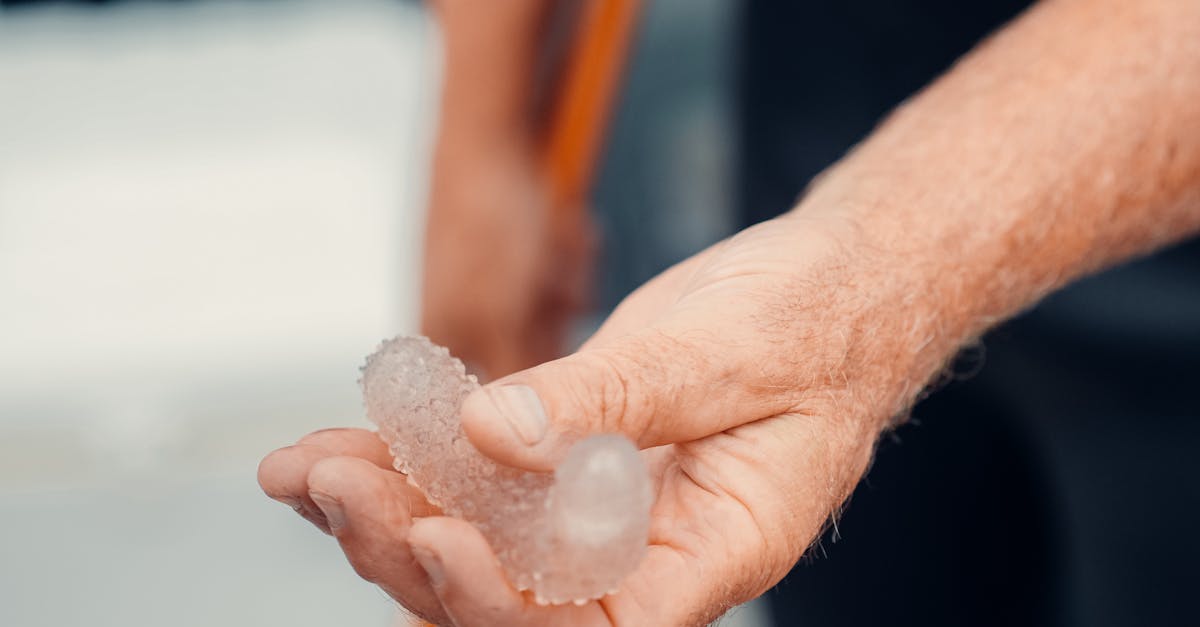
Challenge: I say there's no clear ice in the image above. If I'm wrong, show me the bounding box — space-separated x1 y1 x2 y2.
361 336 654 605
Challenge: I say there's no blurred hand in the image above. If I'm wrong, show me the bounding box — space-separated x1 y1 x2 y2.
421 141 594 379
260 208 954 625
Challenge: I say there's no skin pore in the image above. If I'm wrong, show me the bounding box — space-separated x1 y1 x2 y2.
258 0 1200 625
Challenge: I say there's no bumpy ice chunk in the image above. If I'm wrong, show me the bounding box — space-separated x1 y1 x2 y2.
360 336 653 604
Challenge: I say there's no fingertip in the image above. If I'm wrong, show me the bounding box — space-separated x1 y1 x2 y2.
407 516 518 611
256 450 304 516
256 446 294 498
307 457 372 533
409 517 609 625
258 444 326 502
406 518 453 590
406 516 490 590
259 445 343 533
407 516 470 554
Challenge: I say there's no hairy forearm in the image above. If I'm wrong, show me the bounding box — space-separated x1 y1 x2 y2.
801 0 1200 391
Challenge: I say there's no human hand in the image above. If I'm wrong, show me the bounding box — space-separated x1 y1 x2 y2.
421 141 594 380
260 206 960 625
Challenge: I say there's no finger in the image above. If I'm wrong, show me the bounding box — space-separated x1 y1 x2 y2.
601 545 716 626
296 427 397 469
407 517 609 627
460 319 791 471
259 444 339 532
307 456 447 624
257 428 399 532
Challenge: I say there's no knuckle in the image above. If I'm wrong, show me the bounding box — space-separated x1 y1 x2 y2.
579 333 685 442
566 349 635 437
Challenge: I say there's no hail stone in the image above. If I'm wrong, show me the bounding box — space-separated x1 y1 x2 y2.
360 336 653 605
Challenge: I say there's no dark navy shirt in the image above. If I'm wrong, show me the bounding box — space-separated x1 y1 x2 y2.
739 2 1200 626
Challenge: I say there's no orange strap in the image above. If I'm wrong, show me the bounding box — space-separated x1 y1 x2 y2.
542 0 644 226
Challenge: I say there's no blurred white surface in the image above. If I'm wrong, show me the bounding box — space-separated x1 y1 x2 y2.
0 1 434 625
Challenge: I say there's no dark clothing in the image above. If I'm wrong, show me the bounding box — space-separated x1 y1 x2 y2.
739 2 1200 626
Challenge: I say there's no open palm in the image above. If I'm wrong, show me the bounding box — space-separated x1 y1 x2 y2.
260 212 916 625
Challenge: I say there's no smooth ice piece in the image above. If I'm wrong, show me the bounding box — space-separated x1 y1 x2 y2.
543 434 654 603
360 336 653 604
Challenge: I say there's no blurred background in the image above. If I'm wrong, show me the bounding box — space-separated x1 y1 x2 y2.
0 1 431 625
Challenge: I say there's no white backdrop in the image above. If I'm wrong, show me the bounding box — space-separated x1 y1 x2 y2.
0 2 433 625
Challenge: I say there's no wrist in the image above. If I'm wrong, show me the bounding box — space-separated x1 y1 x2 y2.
781 192 977 427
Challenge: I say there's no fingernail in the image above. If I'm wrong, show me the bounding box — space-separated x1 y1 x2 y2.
308 491 345 531
485 384 548 446
411 545 445 587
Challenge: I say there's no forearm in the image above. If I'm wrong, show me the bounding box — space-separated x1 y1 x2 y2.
801 0 1200 391
431 0 554 154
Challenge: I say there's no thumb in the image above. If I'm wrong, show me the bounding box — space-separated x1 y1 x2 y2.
460 328 781 471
